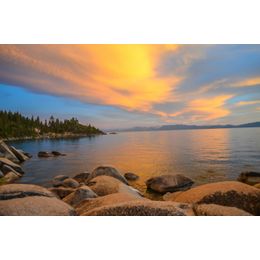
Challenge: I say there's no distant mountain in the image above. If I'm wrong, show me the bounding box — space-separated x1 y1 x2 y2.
112 121 260 133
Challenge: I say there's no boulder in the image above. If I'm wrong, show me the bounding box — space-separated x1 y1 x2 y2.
38 151 54 158
73 172 91 183
84 200 195 216
2 171 21 183
237 171 260 186
61 178 80 188
124 172 139 181
254 183 260 189
146 174 194 194
48 187 75 199
193 204 252 216
52 175 69 187
87 166 128 185
9 146 29 162
0 183 55 200
0 196 76 216
52 151 66 156
87 175 142 197
0 157 24 174
76 193 145 215
1 164 22 176
0 140 20 163
63 186 98 207
173 181 260 215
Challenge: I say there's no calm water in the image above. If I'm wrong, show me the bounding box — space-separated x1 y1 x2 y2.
9 128 260 193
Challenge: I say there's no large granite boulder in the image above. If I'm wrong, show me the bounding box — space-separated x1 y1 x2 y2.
0 140 20 163
63 186 98 207
84 200 195 216
87 166 128 185
87 175 142 197
0 184 55 200
124 172 139 181
73 172 91 183
193 204 252 216
48 187 75 199
9 146 29 162
0 157 24 174
173 181 260 215
146 174 194 194
237 171 260 186
76 193 144 215
0 196 76 216
0 184 76 216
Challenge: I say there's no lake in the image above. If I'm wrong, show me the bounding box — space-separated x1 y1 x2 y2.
9 128 260 194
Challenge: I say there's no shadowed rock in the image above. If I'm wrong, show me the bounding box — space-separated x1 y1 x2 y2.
52 151 66 156
84 200 195 216
0 140 20 163
52 175 69 187
10 146 29 162
87 175 142 197
124 172 139 181
173 181 260 215
146 174 194 194
63 186 97 207
87 166 128 185
61 178 80 188
237 171 260 186
0 157 24 174
76 193 145 215
48 187 75 199
73 172 91 183
0 196 76 216
193 203 252 216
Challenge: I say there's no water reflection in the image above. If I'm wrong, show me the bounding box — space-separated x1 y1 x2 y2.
9 128 260 193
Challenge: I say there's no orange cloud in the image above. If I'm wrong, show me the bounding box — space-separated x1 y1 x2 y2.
236 100 260 106
231 77 260 88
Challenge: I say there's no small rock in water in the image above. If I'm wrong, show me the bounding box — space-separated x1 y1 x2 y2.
237 171 260 186
124 172 139 181
146 174 194 194
38 151 54 158
52 151 66 156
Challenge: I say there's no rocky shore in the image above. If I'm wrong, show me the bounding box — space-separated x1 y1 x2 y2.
0 140 260 216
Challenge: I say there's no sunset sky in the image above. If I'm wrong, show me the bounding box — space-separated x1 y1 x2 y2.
0 44 260 129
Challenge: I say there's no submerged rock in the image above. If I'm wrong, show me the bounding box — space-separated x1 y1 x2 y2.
87 175 142 197
173 181 260 215
124 172 139 181
87 166 128 185
237 171 260 186
193 203 252 216
63 186 98 207
146 174 194 194
84 200 195 216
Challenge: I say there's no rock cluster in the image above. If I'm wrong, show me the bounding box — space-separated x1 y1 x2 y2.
0 140 31 184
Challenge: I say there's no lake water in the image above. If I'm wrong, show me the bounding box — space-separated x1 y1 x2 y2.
9 128 260 194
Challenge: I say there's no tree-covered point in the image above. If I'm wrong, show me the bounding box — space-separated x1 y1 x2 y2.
0 110 104 139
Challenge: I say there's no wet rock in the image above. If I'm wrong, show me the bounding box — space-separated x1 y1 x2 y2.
0 140 20 163
173 181 260 215
76 193 145 215
73 172 91 183
193 204 252 216
87 166 128 185
84 200 195 216
48 187 74 199
9 146 29 162
0 196 76 216
146 174 194 194
0 157 24 174
38 151 54 158
52 175 69 187
124 172 139 181
237 171 260 186
0 184 55 200
63 186 98 207
87 175 142 197
62 178 80 188
52 151 66 156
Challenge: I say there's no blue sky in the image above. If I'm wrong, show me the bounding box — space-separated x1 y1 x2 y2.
0 44 260 130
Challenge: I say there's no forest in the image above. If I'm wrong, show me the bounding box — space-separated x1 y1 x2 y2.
0 110 104 139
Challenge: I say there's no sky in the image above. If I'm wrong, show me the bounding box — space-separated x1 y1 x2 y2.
0 44 260 130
